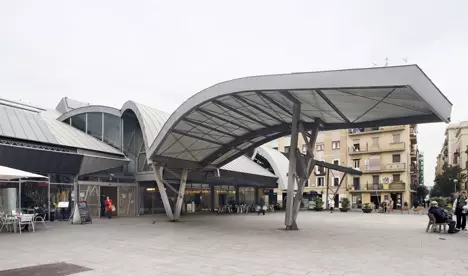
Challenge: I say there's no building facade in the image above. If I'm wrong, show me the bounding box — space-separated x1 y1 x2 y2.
435 122 468 190
418 152 424 185
267 124 418 209
0 97 277 219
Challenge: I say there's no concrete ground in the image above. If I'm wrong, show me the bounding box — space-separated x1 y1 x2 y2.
1 211 467 276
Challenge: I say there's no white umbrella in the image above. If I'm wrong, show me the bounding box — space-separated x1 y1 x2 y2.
0 165 47 180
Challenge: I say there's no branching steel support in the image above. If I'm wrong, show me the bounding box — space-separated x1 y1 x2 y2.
153 164 188 222
285 102 320 230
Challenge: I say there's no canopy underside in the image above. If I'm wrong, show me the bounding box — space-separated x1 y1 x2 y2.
148 65 452 169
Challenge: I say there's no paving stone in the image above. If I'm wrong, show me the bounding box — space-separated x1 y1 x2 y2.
0 212 466 276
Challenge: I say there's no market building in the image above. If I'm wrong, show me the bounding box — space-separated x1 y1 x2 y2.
0 97 277 219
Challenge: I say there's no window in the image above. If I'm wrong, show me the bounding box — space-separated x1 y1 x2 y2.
333 177 340 186
372 175 379 184
71 114 86 132
353 177 360 190
392 133 401 143
305 178 310 187
352 142 360 151
103 114 122 150
315 165 325 174
371 137 379 148
333 159 339 166
392 174 400 182
392 154 401 163
87 112 103 141
316 176 324 187
316 143 324 151
332 141 340 150
353 159 360 169
284 146 290 154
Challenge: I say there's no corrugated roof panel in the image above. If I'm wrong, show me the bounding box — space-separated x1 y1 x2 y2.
5 107 27 140
0 106 14 136
15 109 39 141
24 112 50 143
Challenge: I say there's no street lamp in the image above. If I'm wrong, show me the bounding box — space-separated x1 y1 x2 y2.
454 179 459 194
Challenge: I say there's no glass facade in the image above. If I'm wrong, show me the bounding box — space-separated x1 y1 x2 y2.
184 184 211 211
69 112 122 150
104 114 122 150
79 184 101 217
239 187 256 205
86 112 103 140
214 185 236 208
71 113 86 132
118 186 136 216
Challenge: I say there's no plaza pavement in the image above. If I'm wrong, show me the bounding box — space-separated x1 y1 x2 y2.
1 211 467 276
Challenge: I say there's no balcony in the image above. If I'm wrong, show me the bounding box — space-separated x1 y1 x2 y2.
410 126 418 143
348 142 406 155
363 163 406 173
348 126 405 136
350 182 406 192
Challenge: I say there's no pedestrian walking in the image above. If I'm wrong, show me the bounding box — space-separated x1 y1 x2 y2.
105 196 113 219
453 190 468 231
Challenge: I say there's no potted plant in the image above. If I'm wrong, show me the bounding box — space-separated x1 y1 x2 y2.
339 197 350 212
314 197 324 211
362 202 373 213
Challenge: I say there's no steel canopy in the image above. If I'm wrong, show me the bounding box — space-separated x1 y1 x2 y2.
148 65 452 169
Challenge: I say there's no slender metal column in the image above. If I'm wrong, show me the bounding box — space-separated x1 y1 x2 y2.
153 165 174 221
47 174 51 221
173 169 188 221
325 169 330 210
18 179 22 212
285 103 300 229
210 185 215 212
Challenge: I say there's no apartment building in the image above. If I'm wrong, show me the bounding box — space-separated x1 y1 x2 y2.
418 152 424 185
267 129 348 207
267 124 418 209
435 122 468 189
347 125 418 209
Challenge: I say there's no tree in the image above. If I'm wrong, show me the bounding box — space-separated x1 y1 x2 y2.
415 185 429 202
431 165 466 197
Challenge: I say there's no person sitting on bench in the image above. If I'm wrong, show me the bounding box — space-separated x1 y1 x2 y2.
428 201 459 234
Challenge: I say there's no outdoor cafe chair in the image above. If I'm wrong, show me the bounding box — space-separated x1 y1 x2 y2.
33 213 49 229
18 214 35 234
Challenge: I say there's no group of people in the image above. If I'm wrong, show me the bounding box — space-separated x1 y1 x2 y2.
428 190 468 234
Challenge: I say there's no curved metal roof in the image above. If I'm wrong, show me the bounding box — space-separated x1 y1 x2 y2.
55 101 170 154
0 100 125 156
57 105 121 121
121 101 170 151
147 65 452 169
252 146 295 190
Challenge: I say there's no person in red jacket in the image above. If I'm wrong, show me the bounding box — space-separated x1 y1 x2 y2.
105 196 113 219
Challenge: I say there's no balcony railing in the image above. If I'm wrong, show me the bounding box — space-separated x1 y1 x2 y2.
351 182 406 191
348 142 406 154
348 126 405 135
363 163 406 173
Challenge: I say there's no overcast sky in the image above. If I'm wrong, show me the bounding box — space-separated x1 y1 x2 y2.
1 0 467 185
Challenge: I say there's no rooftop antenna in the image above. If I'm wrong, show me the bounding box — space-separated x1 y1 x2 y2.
403 57 408 64
384 57 389 67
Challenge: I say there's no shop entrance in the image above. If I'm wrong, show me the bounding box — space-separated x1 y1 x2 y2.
370 195 380 209
101 186 118 217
